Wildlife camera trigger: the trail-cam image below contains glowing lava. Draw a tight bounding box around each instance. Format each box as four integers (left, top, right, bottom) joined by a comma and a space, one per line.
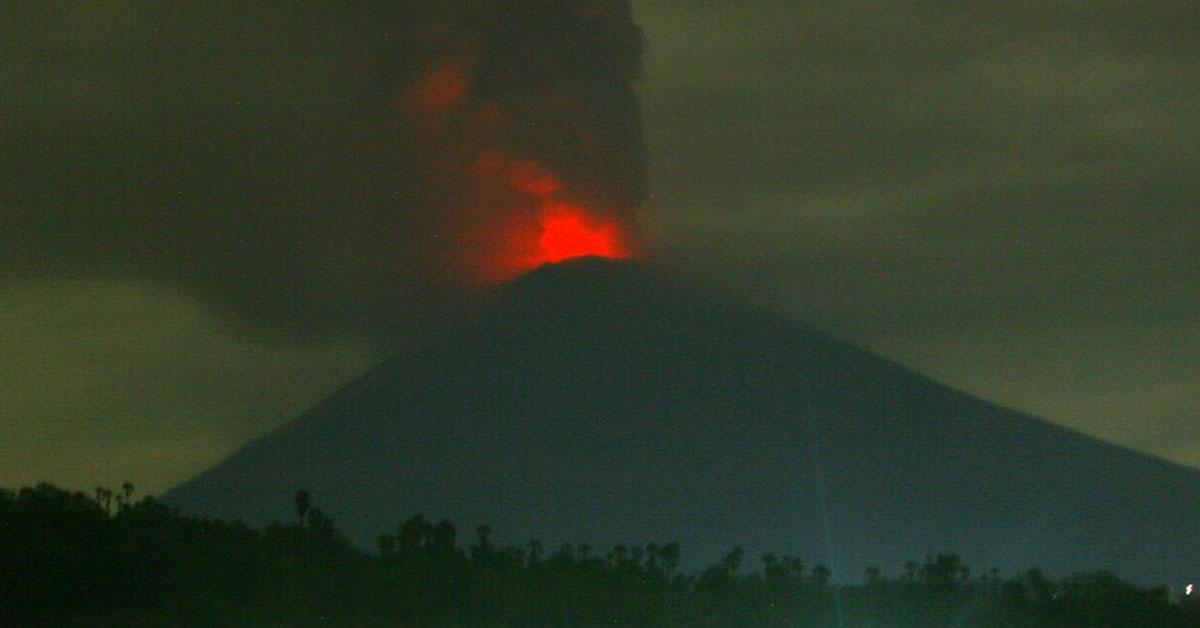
537, 204, 628, 264
397, 55, 639, 284
464, 153, 635, 283
481, 197, 634, 283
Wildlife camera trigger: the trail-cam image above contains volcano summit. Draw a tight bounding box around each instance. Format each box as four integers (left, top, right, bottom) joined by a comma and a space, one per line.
164, 259, 1199, 585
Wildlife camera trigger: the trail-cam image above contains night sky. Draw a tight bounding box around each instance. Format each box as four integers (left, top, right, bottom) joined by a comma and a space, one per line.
2, 1, 1198, 495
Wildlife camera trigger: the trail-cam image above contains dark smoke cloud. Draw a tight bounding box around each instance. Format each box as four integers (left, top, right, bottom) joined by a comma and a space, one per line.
1, 1, 646, 340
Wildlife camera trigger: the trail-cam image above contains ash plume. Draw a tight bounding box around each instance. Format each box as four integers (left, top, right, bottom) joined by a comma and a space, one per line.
0, 1, 646, 340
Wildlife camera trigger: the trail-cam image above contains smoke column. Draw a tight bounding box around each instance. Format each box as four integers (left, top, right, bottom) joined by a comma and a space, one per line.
395, 2, 645, 282
0, 1, 647, 338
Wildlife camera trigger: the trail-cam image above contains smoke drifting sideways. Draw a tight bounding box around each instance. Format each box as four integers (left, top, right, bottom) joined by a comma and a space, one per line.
0, 1, 646, 342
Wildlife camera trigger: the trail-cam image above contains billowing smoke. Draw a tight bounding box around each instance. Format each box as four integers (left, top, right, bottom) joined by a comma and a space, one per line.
0, 1, 645, 340
394, 3, 643, 282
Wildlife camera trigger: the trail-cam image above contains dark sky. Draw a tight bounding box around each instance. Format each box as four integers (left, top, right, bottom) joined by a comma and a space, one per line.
2, 1, 1198, 494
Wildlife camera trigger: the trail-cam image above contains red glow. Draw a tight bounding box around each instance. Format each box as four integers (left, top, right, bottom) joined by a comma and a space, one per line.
462, 153, 634, 283
500, 159, 634, 280
407, 61, 469, 111
396, 57, 638, 284
537, 204, 629, 264
518, 174, 563, 197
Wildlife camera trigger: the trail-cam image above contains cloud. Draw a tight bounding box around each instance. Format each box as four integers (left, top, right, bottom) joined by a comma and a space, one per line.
632, 0, 1200, 467
0, 278, 378, 493
636, 0, 1199, 335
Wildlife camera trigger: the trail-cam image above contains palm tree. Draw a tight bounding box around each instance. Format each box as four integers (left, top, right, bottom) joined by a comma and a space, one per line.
812, 564, 831, 587
762, 553, 779, 580
294, 490, 311, 526
550, 543, 575, 565
95, 487, 113, 515
630, 546, 645, 569
608, 544, 628, 568
921, 554, 965, 588
659, 542, 680, 578
398, 515, 428, 557
378, 533, 396, 560
527, 539, 543, 566
115, 482, 134, 513
429, 519, 456, 558
865, 565, 883, 586
782, 556, 804, 581
722, 546, 744, 575
645, 543, 660, 573
471, 524, 493, 564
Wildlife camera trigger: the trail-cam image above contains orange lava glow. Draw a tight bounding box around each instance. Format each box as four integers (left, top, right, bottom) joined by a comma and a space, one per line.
396, 56, 638, 284
466, 153, 634, 283
537, 203, 630, 264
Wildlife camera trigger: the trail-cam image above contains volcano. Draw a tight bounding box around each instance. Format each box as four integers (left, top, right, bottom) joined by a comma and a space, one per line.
164, 259, 1199, 585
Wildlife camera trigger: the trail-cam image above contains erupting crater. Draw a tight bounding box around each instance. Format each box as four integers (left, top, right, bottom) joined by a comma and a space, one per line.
468, 153, 637, 283
537, 205, 629, 265
399, 54, 641, 285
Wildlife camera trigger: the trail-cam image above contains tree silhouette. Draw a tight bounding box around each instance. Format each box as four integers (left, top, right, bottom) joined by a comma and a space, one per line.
94, 486, 113, 515
630, 546, 645, 568
721, 546, 744, 575
644, 543, 660, 573
812, 564, 831, 587
428, 519, 456, 559
306, 507, 334, 539
3, 482, 1192, 626
378, 533, 396, 560
527, 539, 543, 566
781, 555, 804, 582
549, 543, 575, 566
608, 544, 628, 569
921, 553, 967, 588
398, 514, 428, 557
865, 565, 883, 586
659, 541, 680, 578
471, 524, 493, 565
294, 490, 311, 525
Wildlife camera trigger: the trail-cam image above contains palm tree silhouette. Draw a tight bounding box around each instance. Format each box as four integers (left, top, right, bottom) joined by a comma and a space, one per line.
398, 515, 428, 557
294, 490, 311, 526
812, 564, 831, 587
429, 519, 456, 558
659, 542, 680, 578
95, 487, 113, 515
471, 524, 493, 564
722, 546, 744, 575
645, 543, 660, 573
377, 533, 396, 560
527, 539, 543, 566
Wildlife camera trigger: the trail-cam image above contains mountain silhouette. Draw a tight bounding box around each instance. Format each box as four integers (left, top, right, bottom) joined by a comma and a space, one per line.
164, 258, 1199, 585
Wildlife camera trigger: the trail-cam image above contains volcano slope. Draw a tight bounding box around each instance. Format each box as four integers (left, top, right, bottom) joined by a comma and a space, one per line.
164, 259, 1198, 585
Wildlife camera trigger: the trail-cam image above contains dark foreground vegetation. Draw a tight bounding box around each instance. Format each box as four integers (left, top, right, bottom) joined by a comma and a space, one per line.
2, 484, 1196, 627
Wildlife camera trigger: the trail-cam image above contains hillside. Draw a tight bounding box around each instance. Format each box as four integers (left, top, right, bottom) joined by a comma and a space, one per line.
165, 259, 1200, 586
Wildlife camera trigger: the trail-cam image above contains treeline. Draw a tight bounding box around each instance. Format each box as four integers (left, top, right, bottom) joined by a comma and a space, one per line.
1, 483, 1196, 626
